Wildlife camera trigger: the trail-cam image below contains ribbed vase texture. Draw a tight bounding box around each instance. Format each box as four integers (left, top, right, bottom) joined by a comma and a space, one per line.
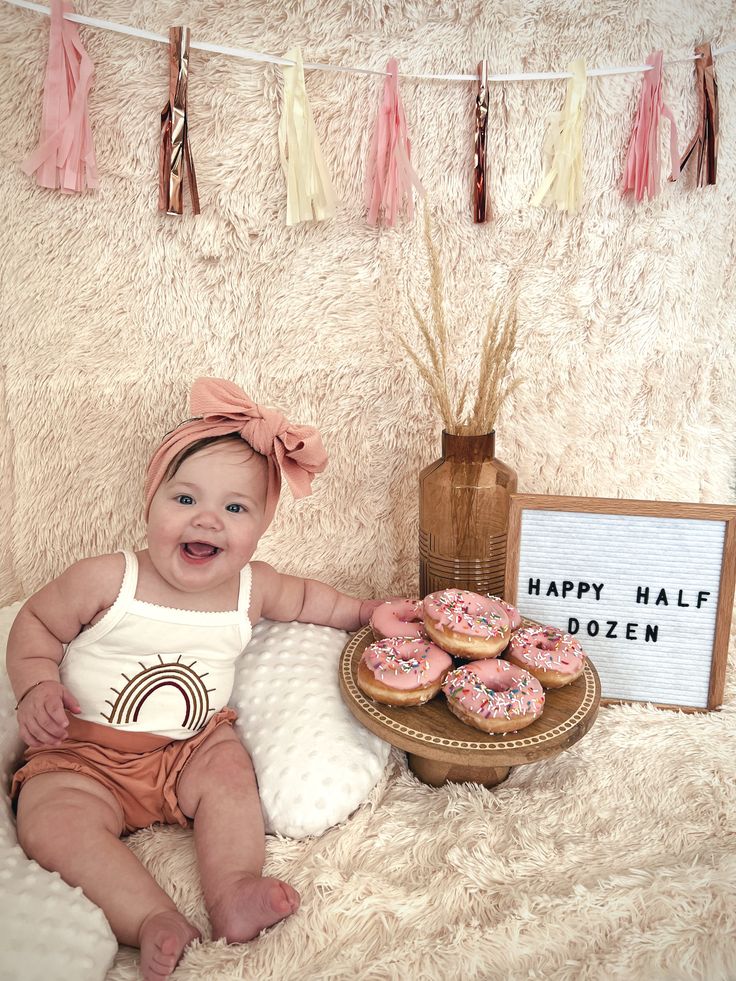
419, 431, 517, 598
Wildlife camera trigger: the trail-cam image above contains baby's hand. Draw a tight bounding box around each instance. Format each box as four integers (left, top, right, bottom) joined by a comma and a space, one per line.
358, 599, 387, 627
16, 681, 82, 748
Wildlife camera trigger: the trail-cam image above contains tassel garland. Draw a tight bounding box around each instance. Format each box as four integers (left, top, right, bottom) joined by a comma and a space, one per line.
673, 42, 719, 186
13, 5, 729, 220
159, 26, 200, 216
531, 58, 587, 215
278, 47, 337, 225
365, 57, 425, 227
22, 0, 98, 193
622, 51, 679, 200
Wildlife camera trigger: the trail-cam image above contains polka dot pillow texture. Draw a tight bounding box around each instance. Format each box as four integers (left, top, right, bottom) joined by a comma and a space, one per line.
230, 618, 390, 838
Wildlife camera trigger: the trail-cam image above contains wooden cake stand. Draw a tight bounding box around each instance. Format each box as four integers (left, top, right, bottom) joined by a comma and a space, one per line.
339, 623, 601, 788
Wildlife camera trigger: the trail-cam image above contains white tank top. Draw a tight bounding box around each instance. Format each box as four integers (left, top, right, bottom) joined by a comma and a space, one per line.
59, 550, 253, 740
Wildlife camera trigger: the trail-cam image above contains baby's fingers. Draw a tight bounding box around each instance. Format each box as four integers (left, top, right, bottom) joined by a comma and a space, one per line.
21, 716, 63, 748
41, 701, 70, 739
61, 687, 82, 714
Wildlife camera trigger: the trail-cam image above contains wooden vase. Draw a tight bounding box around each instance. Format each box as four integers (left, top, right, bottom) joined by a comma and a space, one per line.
418, 430, 517, 598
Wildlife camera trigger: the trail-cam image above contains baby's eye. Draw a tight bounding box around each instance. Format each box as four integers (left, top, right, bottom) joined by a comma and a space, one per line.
226, 503, 247, 514
176, 495, 194, 506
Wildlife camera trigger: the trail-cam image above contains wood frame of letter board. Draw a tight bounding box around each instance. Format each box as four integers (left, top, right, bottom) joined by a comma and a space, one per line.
504, 494, 736, 712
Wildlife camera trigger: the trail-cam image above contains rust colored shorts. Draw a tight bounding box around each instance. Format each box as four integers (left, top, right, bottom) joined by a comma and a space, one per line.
10, 707, 238, 835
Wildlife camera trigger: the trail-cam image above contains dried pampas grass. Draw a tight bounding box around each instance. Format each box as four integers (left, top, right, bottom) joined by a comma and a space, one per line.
399, 203, 520, 435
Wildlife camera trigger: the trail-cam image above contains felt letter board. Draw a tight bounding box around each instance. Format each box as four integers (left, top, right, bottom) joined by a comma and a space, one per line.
504, 495, 736, 710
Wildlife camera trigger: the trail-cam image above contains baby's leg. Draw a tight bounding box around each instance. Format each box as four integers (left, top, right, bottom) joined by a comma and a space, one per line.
176, 727, 300, 942
16, 771, 199, 980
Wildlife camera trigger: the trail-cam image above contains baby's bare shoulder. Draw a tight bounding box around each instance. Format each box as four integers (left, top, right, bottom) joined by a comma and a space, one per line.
248, 561, 306, 624
25, 553, 126, 639
62, 553, 125, 592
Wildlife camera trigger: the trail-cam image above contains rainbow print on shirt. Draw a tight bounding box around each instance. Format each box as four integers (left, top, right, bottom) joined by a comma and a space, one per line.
102, 654, 216, 731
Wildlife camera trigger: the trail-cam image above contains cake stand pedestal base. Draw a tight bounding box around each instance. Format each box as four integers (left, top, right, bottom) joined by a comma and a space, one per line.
408, 754, 511, 788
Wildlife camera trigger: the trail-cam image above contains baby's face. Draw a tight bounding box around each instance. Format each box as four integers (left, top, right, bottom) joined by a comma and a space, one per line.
147, 441, 269, 595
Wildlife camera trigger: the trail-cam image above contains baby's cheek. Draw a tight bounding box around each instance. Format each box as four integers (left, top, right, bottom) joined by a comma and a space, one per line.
149, 520, 178, 546
231, 523, 261, 555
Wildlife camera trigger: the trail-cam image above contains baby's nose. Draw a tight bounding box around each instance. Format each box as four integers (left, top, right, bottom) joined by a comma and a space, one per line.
193, 508, 222, 529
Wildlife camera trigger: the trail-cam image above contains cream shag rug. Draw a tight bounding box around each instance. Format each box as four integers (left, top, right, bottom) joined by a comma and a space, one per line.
109, 692, 736, 981
1, 0, 735, 977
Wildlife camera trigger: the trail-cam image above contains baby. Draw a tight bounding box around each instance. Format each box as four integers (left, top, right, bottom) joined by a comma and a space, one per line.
6, 377, 383, 981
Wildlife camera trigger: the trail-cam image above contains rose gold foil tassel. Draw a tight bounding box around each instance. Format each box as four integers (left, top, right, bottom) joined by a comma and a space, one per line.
671, 42, 719, 186
159, 26, 200, 215
473, 60, 490, 222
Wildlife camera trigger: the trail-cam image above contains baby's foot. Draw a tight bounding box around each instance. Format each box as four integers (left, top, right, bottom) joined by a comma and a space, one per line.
210, 875, 300, 943
138, 910, 201, 981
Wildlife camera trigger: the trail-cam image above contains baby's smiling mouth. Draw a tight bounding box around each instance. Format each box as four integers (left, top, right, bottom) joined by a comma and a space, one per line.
181, 542, 221, 559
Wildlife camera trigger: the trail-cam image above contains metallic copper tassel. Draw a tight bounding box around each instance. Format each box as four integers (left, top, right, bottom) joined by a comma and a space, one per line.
159, 26, 200, 215
473, 60, 490, 223
672, 42, 718, 186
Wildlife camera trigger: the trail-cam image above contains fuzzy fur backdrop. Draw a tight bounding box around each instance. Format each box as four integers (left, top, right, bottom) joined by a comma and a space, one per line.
1, 0, 735, 603
1, 0, 736, 978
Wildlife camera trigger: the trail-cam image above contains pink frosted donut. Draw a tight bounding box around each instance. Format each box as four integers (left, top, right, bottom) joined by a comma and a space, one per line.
423, 589, 511, 659
442, 658, 545, 733
486, 595, 521, 630
506, 626, 587, 688
358, 637, 453, 706
370, 598, 425, 641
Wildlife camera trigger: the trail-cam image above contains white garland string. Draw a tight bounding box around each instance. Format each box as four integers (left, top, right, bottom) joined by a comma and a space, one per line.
4, 0, 735, 81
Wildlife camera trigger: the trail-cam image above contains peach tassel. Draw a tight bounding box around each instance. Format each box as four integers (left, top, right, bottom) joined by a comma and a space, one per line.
22, 0, 98, 192
365, 57, 425, 227
622, 51, 679, 201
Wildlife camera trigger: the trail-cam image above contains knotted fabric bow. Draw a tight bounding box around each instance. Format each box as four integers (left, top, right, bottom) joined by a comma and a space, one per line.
144, 378, 328, 527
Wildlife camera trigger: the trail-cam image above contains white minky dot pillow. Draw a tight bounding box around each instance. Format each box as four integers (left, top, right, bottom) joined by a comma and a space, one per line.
0, 603, 118, 981
230, 618, 390, 839
0, 605, 388, 979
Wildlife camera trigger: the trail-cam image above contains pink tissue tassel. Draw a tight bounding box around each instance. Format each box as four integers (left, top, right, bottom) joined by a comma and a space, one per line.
365, 58, 424, 226
621, 50, 678, 201
22, 0, 97, 192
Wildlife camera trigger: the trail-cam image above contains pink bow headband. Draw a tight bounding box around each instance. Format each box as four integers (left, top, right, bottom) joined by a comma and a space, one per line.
144, 378, 328, 528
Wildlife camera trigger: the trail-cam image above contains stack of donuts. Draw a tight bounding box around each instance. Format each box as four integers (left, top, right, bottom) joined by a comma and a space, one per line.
357, 590, 588, 735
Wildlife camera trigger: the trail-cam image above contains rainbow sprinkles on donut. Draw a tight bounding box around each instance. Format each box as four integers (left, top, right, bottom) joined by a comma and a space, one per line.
423, 589, 512, 659
357, 636, 453, 706
442, 659, 545, 733
505, 625, 587, 688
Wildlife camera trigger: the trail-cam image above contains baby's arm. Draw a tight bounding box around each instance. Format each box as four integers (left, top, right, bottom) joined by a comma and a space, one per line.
6, 553, 124, 746
249, 561, 382, 632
